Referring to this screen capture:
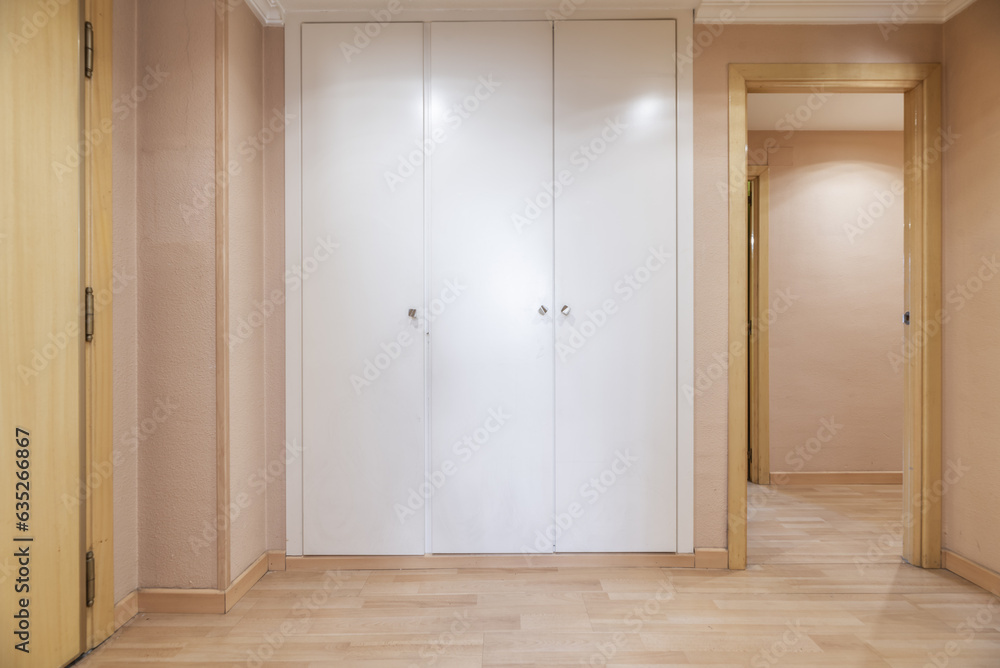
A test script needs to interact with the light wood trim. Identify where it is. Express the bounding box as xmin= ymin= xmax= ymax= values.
xmin=138 ymin=588 xmax=226 ymax=615
xmin=747 ymin=165 xmax=770 ymax=486
xmin=943 ymin=550 xmax=1000 ymax=598
xmin=84 ymin=0 xmax=116 ymax=648
xmin=225 ymin=552 xmax=268 ymax=612
xmin=727 ymin=65 xmax=749 ymax=570
xmin=113 ymin=591 xmax=138 ymax=631
xmin=215 ymin=3 xmax=231 ymax=591
xmin=918 ymin=66 xmax=943 ymax=570
xmin=287 ymin=553 xmax=698 ymax=571
xmin=733 ymin=63 xmax=939 ymax=93
xmin=902 ymin=85 xmax=923 ymax=567
xmin=728 ymin=63 xmax=942 ymax=573
xmin=771 ymin=471 xmax=903 ymax=485
xmin=694 ymin=548 xmax=729 ymax=569
xmin=267 ymin=549 xmax=287 ymax=571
